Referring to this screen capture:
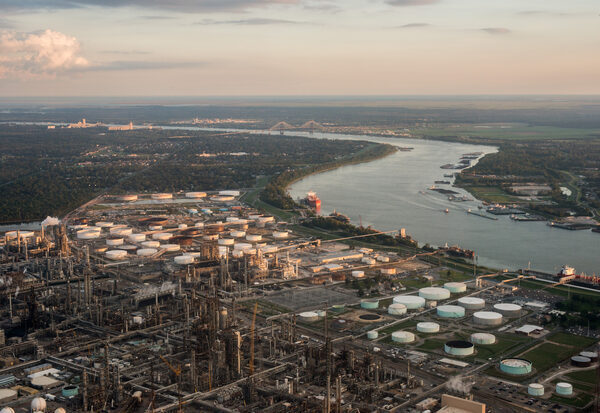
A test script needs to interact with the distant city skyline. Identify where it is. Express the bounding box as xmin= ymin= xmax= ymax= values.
xmin=0 ymin=0 xmax=599 ymax=96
